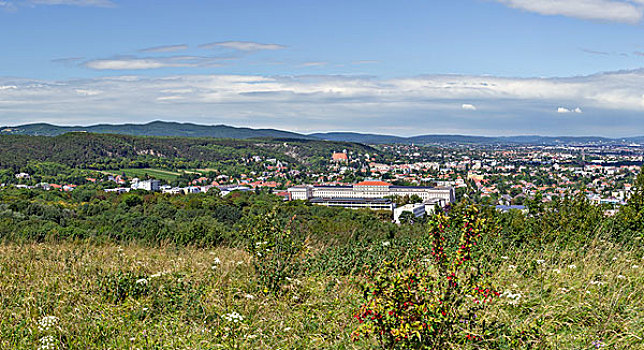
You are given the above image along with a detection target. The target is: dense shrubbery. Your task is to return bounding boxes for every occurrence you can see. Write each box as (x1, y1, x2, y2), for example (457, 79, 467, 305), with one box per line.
(353, 206, 506, 349)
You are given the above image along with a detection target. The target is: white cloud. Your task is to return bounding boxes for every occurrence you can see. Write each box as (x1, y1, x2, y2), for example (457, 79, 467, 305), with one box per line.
(0, 0, 16, 10)
(200, 41, 286, 51)
(75, 89, 101, 96)
(85, 59, 174, 70)
(300, 61, 328, 67)
(0, 85, 18, 90)
(558, 106, 583, 113)
(140, 44, 189, 53)
(1, 69, 644, 135)
(495, 0, 644, 23)
(84, 56, 224, 70)
(462, 103, 477, 111)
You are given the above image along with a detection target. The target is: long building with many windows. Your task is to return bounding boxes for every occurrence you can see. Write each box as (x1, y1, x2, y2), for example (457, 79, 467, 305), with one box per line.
(287, 180, 455, 211)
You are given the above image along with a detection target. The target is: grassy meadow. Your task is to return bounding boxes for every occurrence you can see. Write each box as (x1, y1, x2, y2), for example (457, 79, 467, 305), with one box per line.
(1, 240, 643, 349)
(103, 168, 183, 182)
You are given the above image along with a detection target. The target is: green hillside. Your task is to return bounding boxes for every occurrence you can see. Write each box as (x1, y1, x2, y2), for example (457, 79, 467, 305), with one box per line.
(0, 121, 315, 140)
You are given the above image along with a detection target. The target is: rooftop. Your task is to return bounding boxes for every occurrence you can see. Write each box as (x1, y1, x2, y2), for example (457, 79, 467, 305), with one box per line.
(354, 180, 392, 187)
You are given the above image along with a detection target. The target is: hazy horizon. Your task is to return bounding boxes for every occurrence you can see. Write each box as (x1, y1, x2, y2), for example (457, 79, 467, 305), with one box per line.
(4, 119, 644, 139)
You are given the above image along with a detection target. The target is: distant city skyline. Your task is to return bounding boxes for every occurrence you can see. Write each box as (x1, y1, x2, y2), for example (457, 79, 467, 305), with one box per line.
(1, 0, 644, 136)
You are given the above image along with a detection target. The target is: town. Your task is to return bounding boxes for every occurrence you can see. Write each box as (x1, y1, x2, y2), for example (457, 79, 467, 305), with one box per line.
(4, 141, 642, 222)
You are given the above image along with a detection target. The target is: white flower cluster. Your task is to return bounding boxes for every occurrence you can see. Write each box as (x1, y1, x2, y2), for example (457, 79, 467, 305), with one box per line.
(150, 271, 169, 278)
(255, 241, 271, 257)
(381, 241, 391, 247)
(38, 316, 59, 331)
(212, 257, 221, 270)
(222, 311, 244, 323)
(38, 335, 56, 350)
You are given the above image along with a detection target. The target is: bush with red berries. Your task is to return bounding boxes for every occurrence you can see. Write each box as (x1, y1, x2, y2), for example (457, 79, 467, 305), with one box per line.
(352, 205, 502, 349)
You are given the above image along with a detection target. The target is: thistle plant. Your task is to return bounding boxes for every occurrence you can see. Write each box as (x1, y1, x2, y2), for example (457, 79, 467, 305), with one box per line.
(245, 211, 305, 294)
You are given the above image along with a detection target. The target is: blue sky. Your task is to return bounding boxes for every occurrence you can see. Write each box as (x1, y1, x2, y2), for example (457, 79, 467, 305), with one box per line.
(1, 0, 644, 136)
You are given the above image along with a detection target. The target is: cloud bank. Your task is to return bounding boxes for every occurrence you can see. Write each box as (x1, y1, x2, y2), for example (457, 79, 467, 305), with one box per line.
(495, 0, 644, 23)
(1, 69, 644, 136)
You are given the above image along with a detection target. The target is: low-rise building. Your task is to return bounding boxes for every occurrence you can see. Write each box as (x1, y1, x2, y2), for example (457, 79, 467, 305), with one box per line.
(288, 180, 455, 203)
(393, 203, 426, 223)
(130, 178, 160, 192)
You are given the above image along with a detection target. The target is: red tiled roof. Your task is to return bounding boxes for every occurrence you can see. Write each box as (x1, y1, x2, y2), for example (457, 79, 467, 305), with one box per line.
(355, 180, 392, 187)
(332, 153, 348, 160)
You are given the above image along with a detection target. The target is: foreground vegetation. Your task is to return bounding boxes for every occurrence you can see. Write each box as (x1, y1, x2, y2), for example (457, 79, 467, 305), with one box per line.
(1, 238, 642, 349)
(1, 170, 643, 349)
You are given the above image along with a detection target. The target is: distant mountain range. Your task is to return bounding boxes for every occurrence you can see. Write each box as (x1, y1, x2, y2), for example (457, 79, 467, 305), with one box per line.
(2, 121, 643, 146)
(0, 121, 315, 140)
(310, 132, 644, 146)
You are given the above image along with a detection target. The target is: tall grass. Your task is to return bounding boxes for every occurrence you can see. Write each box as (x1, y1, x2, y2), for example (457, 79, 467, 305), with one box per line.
(1, 241, 642, 349)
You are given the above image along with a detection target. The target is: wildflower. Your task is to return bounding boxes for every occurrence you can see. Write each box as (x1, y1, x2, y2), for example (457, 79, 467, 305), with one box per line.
(135, 278, 148, 285)
(612, 257, 618, 261)
(591, 340, 605, 348)
(568, 264, 577, 269)
(632, 265, 640, 269)
(38, 316, 59, 331)
(559, 287, 570, 294)
(589, 280, 605, 286)
(38, 335, 56, 350)
(553, 268, 561, 274)
(617, 275, 626, 280)
(536, 259, 545, 265)
(245, 294, 255, 300)
(222, 311, 244, 323)
(284, 327, 292, 332)
(381, 241, 391, 247)
(508, 265, 517, 270)
(213, 257, 221, 265)
(501, 256, 509, 260)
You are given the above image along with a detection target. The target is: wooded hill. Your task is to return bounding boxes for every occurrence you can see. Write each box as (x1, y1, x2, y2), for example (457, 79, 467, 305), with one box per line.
(0, 132, 376, 170)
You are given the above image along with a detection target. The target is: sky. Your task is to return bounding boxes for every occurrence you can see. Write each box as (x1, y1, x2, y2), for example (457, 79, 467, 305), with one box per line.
(1, 0, 644, 137)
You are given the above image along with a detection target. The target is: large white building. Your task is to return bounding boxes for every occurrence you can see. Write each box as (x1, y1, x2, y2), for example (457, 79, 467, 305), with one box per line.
(130, 178, 161, 192)
(288, 180, 455, 211)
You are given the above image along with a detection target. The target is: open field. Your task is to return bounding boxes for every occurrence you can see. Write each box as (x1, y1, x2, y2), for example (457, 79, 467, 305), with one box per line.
(1, 241, 643, 349)
(102, 168, 183, 181)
